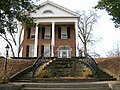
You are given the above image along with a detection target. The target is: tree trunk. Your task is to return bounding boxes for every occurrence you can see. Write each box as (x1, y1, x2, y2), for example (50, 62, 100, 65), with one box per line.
(84, 42, 87, 57)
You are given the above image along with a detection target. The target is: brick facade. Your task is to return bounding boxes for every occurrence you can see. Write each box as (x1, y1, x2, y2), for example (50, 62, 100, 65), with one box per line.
(22, 23, 76, 57)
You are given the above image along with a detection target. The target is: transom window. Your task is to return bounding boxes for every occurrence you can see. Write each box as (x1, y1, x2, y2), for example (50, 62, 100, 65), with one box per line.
(59, 46, 70, 50)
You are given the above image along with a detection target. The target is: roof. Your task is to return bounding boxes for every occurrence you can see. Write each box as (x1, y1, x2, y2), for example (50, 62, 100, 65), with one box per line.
(39, 0, 80, 17)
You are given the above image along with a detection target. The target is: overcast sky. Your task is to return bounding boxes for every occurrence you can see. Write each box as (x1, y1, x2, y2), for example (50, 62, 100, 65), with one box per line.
(34, 0, 120, 57)
(0, 0, 120, 57)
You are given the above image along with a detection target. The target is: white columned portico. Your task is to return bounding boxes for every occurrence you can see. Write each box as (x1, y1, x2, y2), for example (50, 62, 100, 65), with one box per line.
(75, 22, 79, 57)
(51, 22, 55, 57)
(34, 23, 39, 57)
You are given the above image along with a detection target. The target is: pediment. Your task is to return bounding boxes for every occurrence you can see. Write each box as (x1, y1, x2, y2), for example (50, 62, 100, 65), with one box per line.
(30, 1, 79, 18)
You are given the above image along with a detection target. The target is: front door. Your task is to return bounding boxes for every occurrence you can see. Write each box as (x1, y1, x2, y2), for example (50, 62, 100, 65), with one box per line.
(58, 50, 71, 58)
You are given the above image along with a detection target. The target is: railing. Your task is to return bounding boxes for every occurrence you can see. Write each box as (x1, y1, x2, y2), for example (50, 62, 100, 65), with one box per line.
(32, 50, 51, 78)
(79, 54, 99, 78)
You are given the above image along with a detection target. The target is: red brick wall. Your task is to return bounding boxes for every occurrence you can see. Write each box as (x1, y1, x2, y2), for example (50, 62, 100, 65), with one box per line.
(54, 25, 76, 57)
(22, 24, 76, 57)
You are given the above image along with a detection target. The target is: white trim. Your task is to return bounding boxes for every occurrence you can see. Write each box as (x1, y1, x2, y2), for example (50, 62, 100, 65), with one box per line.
(34, 18, 78, 23)
(34, 23, 39, 57)
(40, 1, 80, 17)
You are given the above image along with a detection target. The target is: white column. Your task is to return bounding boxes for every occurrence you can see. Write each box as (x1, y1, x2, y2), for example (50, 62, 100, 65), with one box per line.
(51, 22, 55, 57)
(75, 22, 79, 57)
(34, 23, 39, 57)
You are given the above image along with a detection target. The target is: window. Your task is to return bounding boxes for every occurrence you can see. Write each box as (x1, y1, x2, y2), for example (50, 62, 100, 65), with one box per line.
(42, 26, 51, 39)
(45, 27, 51, 39)
(31, 35, 35, 39)
(27, 27, 35, 39)
(61, 27, 67, 39)
(29, 45, 34, 57)
(41, 45, 51, 57)
(43, 10, 53, 14)
(30, 28, 35, 39)
(44, 45, 50, 57)
(45, 34, 51, 39)
(61, 34, 67, 39)
(26, 44, 34, 57)
(58, 26, 70, 39)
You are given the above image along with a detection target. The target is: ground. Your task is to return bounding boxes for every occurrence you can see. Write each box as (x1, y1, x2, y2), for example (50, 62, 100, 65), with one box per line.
(0, 57, 34, 82)
(0, 56, 120, 82)
(96, 57, 120, 80)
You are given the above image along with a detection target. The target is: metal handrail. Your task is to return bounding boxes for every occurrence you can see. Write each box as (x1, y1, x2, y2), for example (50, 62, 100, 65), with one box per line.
(32, 50, 50, 78)
(32, 50, 58, 78)
(79, 54, 99, 78)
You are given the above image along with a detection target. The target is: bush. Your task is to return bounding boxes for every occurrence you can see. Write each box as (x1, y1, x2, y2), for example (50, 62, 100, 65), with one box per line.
(36, 69, 52, 78)
(83, 68, 93, 78)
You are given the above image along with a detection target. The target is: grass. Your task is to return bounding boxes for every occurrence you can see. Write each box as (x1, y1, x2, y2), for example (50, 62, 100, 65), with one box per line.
(0, 57, 34, 82)
(0, 56, 120, 82)
(96, 57, 120, 80)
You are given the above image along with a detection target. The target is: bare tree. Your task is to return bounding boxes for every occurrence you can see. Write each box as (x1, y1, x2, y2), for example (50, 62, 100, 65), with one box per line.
(0, 24, 24, 57)
(106, 42, 120, 57)
(77, 11, 98, 57)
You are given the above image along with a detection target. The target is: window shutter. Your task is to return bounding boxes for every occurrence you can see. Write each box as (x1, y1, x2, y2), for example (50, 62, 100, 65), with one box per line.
(38, 28, 40, 39)
(37, 45, 39, 57)
(42, 27, 45, 39)
(67, 27, 70, 39)
(26, 45, 29, 57)
(50, 45, 52, 57)
(41, 45, 44, 55)
(58, 27, 61, 39)
(27, 28, 31, 39)
(50, 26, 52, 39)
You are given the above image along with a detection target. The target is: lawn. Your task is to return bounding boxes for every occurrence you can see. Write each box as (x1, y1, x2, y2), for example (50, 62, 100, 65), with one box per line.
(96, 57, 120, 80)
(0, 57, 34, 82)
(0, 56, 120, 82)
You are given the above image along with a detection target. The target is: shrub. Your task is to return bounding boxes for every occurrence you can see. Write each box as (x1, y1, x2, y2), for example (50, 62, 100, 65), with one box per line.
(83, 68, 93, 78)
(36, 69, 52, 78)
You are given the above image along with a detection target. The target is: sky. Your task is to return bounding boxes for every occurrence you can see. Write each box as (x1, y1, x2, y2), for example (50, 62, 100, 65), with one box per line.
(35, 0, 120, 57)
(0, 0, 120, 57)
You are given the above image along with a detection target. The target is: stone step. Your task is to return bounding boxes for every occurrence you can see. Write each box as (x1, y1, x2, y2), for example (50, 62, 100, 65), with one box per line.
(22, 83, 109, 88)
(21, 87, 111, 90)
(20, 82, 111, 90)
(32, 78, 97, 83)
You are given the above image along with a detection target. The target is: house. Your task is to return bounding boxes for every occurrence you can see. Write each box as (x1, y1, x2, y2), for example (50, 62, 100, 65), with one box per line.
(22, 1, 80, 58)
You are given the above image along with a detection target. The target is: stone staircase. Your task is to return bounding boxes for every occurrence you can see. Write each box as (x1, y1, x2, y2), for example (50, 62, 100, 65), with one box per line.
(36, 58, 116, 80)
(12, 58, 116, 82)
(10, 58, 117, 90)
(97, 68, 116, 81)
(12, 59, 54, 82)
(40, 58, 85, 77)
(20, 81, 112, 90)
